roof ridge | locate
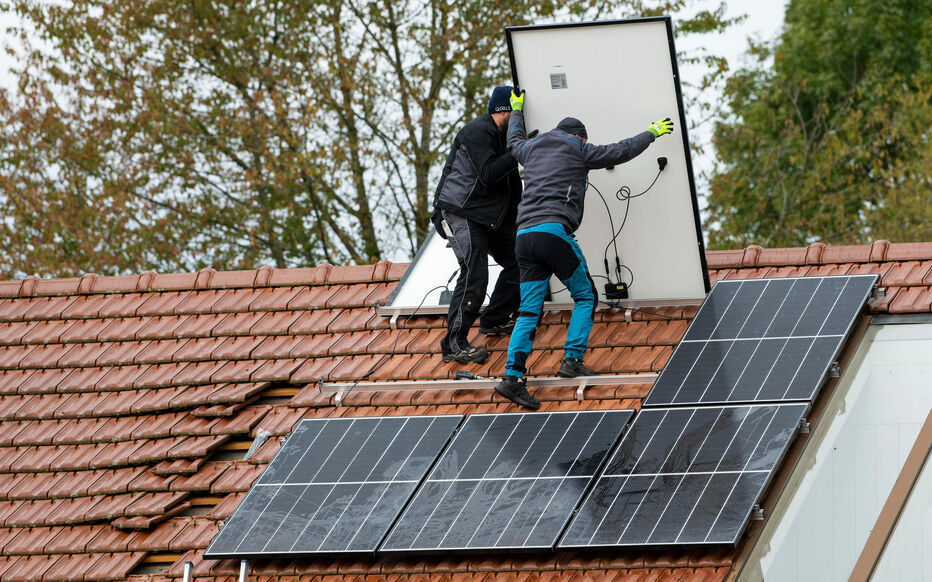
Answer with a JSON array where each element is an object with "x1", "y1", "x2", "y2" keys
[
  {"x1": 706, "y1": 240, "x2": 932, "y2": 269},
  {"x1": 0, "y1": 261, "x2": 409, "y2": 299}
]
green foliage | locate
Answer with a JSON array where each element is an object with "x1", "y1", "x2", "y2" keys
[
  {"x1": 707, "y1": 0, "x2": 932, "y2": 249},
  {"x1": 0, "y1": 0, "x2": 737, "y2": 277}
]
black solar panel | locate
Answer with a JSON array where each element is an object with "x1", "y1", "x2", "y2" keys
[
  {"x1": 644, "y1": 275, "x2": 877, "y2": 406},
  {"x1": 380, "y1": 410, "x2": 634, "y2": 553},
  {"x1": 204, "y1": 415, "x2": 462, "y2": 558},
  {"x1": 559, "y1": 403, "x2": 807, "y2": 547}
]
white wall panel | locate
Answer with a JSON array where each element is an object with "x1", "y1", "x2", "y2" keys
[{"x1": 507, "y1": 18, "x2": 708, "y2": 302}]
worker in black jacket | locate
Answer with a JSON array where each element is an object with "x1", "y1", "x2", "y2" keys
[{"x1": 432, "y1": 86, "x2": 523, "y2": 364}]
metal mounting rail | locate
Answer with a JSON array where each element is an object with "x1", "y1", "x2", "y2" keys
[{"x1": 319, "y1": 373, "x2": 658, "y2": 405}]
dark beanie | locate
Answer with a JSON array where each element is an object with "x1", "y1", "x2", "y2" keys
[
  {"x1": 488, "y1": 85, "x2": 514, "y2": 114},
  {"x1": 556, "y1": 117, "x2": 587, "y2": 139}
]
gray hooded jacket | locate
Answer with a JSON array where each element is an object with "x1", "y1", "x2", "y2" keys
[{"x1": 506, "y1": 110, "x2": 655, "y2": 233}]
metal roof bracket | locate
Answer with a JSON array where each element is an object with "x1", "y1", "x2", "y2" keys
[{"x1": 576, "y1": 381, "x2": 587, "y2": 401}]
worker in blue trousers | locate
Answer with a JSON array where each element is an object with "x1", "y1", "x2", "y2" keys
[{"x1": 495, "y1": 89, "x2": 673, "y2": 409}]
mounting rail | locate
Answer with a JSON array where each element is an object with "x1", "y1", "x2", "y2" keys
[{"x1": 319, "y1": 373, "x2": 658, "y2": 405}]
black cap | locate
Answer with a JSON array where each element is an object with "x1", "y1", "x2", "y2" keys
[
  {"x1": 556, "y1": 117, "x2": 587, "y2": 139},
  {"x1": 488, "y1": 85, "x2": 514, "y2": 114}
]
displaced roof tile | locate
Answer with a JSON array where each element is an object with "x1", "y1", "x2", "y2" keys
[
  {"x1": 211, "y1": 462, "x2": 262, "y2": 494},
  {"x1": 252, "y1": 358, "x2": 303, "y2": 383}
]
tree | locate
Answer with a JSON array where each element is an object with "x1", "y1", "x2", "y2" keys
[
  {"x1": 0, "y1": 0, "x2": 738, "y2": 278},
  {"x1": 706, "y1": 0, "x2": 932, "y2": 249}
]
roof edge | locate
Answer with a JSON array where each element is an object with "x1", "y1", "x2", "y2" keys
[
  {"x1": 706, "y1": 241, "x2": 932, "y2": 269},
  {"x1": 4, "y1": 239, "x2": 932, "y2": 299},
  {"x1": 0, "y1": 260, "x2": 410, "y2": 298}
]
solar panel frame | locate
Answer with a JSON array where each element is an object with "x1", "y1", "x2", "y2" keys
[
  {"x1": 379, "y1": 409, "x2": 635, "y2": 554},
  {"x1": 559, "y1": 402, "x2": 808, "y2": 548},
  {"x1": 643, "y1": 274, "x2": 878, "y2": 407},
  {"x1": 204, "y1": 414, "x2": 463, "y2": 558}
]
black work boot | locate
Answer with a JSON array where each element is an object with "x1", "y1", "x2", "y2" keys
[
  {"x1": 479, "y1": 318, "x2": 516, "y2": 336},
  {"x1": 442, "y1": 344, "x2": 489, "y2": 364},
  {"x1": 558, "y1": 358, "x2": 594, "y2": 378},
  {"x1": 494, "y1": 376, "x2": 541, "y2": 410}
]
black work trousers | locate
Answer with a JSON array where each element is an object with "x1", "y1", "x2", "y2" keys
[{"x1": 441, "y1": 210, "x2": 520, "y2": 354}]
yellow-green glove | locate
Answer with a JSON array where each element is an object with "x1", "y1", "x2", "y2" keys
[
  {"x1": 510, "y1": 89, "x2": 525, "y2": 112},
  {"x1": 648, "y1": 117, "x2": 673, "y2": 137}
]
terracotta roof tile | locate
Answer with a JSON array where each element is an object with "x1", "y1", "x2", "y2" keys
[
  {"x1": 85, "y1": 551, "x2": 147, "y2": 581},
  {"x1": 0, "y1": 369, "x2": 35, "y2": 394},
  {"x1": 131, "y1": 339, "x2": 188, "y2": 365},
  {"x1": 252, "y1": 334, "x2": 302, "y2": 359},
  {"x1": 210, "y1": 462, "x2": 262, "y2": 494},
  {"x1": 84, "y1": 525, "x2": 138, "y2": 553},
  {"x1": 328, "y1": 308, "x2": 383, "y2": 333},
  {"x1": 0, "y1": 321, "x2": 37, "y2": 345},
  {"x1": 248, "y1": 287, "x2": 304, "y2": 312},
  {"x1": 208, "y1": 288, "x2": 263, "y2": 313},
  {"x1": 171, "y1": 462, "x2": 227, "y2": 493},
  {"x1": 174, "y1": 289, "x2": 230, "y2": 315},
  {"x1": 255, "y1": 405, "x2": 308, "y2": 435},
  {"x1": 287, "y1": 309, "x2": 340, "y2": 334},
  {"x1": 289, "y1": 334, "x2": 335, "y2": 359},
  {"x1": 888, "y1": 285, "x2": 932, "y2": 313},
  {"x1": 172, "y1": 313, "x2": 228, "y2": 339}
]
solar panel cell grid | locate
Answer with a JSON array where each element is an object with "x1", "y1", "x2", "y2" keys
[
  {"x1": 381, "y1": 410, "x2": 634, "y2": 553},
  {"x1": 644, "y1": 275, "x2": 877, "y2": 406},
  {"x1": 204, "y1": 415, "x2": 462, "y2": 558},
  {"x1": 559, "y1": 403, "x2": 807, "y2": 547}
]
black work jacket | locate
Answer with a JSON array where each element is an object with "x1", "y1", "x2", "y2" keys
[{"x1": 433, "y1": 113, "x2": 522, "y2": 230}]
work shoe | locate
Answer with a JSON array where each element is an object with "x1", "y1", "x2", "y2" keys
[
  {"x1": 479, "y1": 318, "x2": 516, "y2": 335},
  {"x1": 494, "y1": 376, "x2": 541, "y2": 410},
  {"x1": 558, "y1": 358, "x2": 595, "y2": 378},
  {"x1": 442, "y1": 345, "x2": 489, "y2": 364}
]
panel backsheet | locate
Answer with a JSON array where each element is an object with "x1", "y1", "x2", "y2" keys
[
  {"x1": 644, "y1": 275, "x2": 877, "y2": 406},
  {"x1": 205, "y1": 415, "x2": 462, "y2": 557},
  {"x1": 380, "y1": 410, "x2": 634, "y2": 552},
  {"x1": 560, "y1": 403, "x2": 807, "y2": 547}
]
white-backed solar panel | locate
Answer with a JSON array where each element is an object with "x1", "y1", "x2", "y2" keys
[
  {"x1": 380, "y1": 410, "x2": 634, "y2": 552},
  {"x1": 644, "y1": 275, "x2": 878, "y2": 406},
  {"x1": 204, "y1": 415, "x2": 462, "y2": 558}
]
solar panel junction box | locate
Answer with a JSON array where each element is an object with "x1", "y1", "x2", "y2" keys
[{"x1": 605, "y1": 282, "x2": 629, "y2": 300}]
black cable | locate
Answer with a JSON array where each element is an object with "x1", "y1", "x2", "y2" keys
[{"x1": 589, "y1": 166, "x2": 664, "y2": 290}]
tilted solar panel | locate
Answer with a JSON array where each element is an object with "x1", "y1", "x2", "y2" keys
[
  {"x1": 204, "y1": 415, "x2": 462, "y2": 558},
  {"x1": 559, "y1": 403, "x2": 807, "y2": 547},
  {"x1": 380, "y1": 410, "x2": 634, "y2": 553},
  {"x1": 644, "y1": 275, "x2": 877, "y2": 406}
]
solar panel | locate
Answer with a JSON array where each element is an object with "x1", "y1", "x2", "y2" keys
[
  {"x1": 559, "y1": 403, "x2": 807, "y2": 548},
  {"x1": 380, "y1": 410, "x2": 634, "y2": 553},
  {"x1": 204, "y1": 415, "x2": 462, "y2": 558},
  {"x1": 644, "y1": 275, "x2": 877, "y2": 406}
]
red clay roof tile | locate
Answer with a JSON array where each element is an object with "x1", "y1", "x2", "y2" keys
[
  {"x1": 889, "y1": 285, "x2": 932, "y2": 313},
  {"x1": 251, "y1": 334, "x2": 301, "y2": 359},
  {"x1": 288, "y1": 309, "x2": 340, "y2": 334},
  {"x1": 0, "y1": 369, "x2": 35, "y2": 394}
]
